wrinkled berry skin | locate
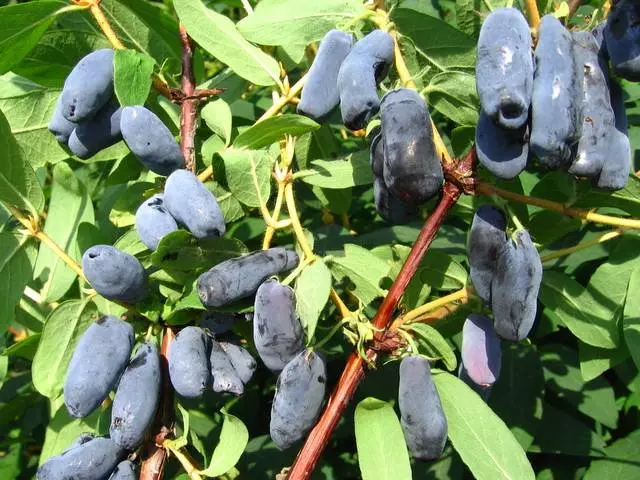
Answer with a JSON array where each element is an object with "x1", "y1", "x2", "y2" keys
[
  {"x1": 163, "y1": 169, "x2": 225, "y2": 239},
  {"x1": 109, "y1": 460, "x2": 137, "y2": 480},
  {"x1": 569, "y1": 32, "x2": 616, "y2": 178},
  {"x1": 220, "y1": 341, "x2": 257, "y2": 385},
  {"x1": 197, "y1": 248, "x2": 298, "y2": 308},
  {"x1": 476, "y1": 8, "x2": 533, "y2": 130},
  {"x1": 467, "y1": 205, "x2": 507, "y2": 303},
  {"x1": 461, "y1": 314, "x2": 502, "y2": 387},
  {"x1": 82, "y1": 245, "x2": 148, "y2": 303},
  {"x1": 337, "y1": 30, "x2": 394, "y2": 130},
  {"x1": 68, "y1": 100, "x2": 123, "y2": 159},
  {"x1": 475, "y1": 110, "x2": 529, "y2": 179},
  {"x1": 530, "y1": 15, "x2": 582, "y2": 169},
  {"x1": 120, "y1": 106, "x2": 185, "y2": 176},
  {"x1": 135, "y1": 193, "x2": 179, "y2": 251},
  {"x1": 605, "y1": 0, "x2": 640, "y2": 81},
  {"x1": 60, "y1": 49, "x2": 114, "y2": 123},
  {"x1": 48, "y1": 96, "x2": 77, "y2": 144},
  {"x1": 597, "y1": 78, "x2": 632, "y2": 191},
  {"x1": 270, "y1": 350, "x2": 327, "y2": 450},
  {"x1": 254, "y1": 279, "x2": 305, "y2": 373},
  {"x1": 369, "y1": 127, "x2": 384, "y2": 178},
  {"x1": 491, "y1": 230, "x2": 543, "y2": 341},
  {"x1": 110, "y1": 342, "x2": 161, "y2": 450},
  {"x1": 398, "y1": 356, "x2": 447, "y2": 461},
  {"x1": 297, "y1": 30, "x2": 353, "y2": 121},
  {"x1": 380, "y1": 89, "x2": 443, "y2": 205},
  {"x1": 169, "y1": 327, "x2": 211, "y2": 398},
  {"x1": 36, "y1": 436, "x2": 123, "y2": 480},
  {"x1": 209, "y1": 340, "x2": 244, "y2": 395},
  {"x1": 64, "y1": 316, "x2": 135, "y2": 418}
]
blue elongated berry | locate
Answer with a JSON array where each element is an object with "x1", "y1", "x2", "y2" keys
[
  {"x1": 270, "y1": 349, "x2": 326, "y2": 450},
  {"x1": 605, "y1": 0, "x2": 640, "y2": 81},
  {"x1": 68, "y1": 100, "x2": 122, "y2": 159},
  {"x1": 120, "y1": 106, "x2": 185, "y2": 176},
  {"x1": 163, "y1": 169, "x2": 225, "y2": 239},
  {"x1": 197, "y1": 248, "x2": 298, "y2": 308},
  {"x1": 82, "y1": 245, "x2": 148, "y2": 303},
  {"x1": 210, "y1": 340, "x2": 244, "y2": 395},
  {"x1": 530, "y1": 15, "x2": 582, "y2": 169},
  {"x1": 169, "y1": 326, "x2": 211, "y2": 398},
  {"x1": 110, "y1": 342, "x2": 161, "y2": 450},
  {"x1": 337, "y1": 30, "x2": 394, "y2": 130},
  {"x1": 491, "y1": 230, "x2": 542, "y2": 341},
  {"x1": 64, "y1": 316, "x2": 134, "y2": 418},
  {"x1": 135, "y1": 194, "x2": 179, "y2": 251},
  {"x1": 253, "y1": 279, "x2": 304, "y2": 372},
  {"x1": 298, "y1": 30, "x2": 353, "y2": 121},
  {"x1": 109, "y1": 460, "x2": 137, "y2": 480},
  {"x1": 220, "y1": 341, "x2": 256, "y2": 385},
  {"x1": 461, "y1": 314, "x2": 501, "y2": 387},
  {"x1": 569, "y1": 31, "x2": 616, "y2": 178},
  {"x1": 476, "y1": 8, "x2": 533, "y2": 130},
  {"x1": 37, "y1": 436, "x2": 123, "y2": 480},
  {"x1": 380, "y1": 88, "x2": 443, "y2": 205},
  {"x1": 60, "y1": 49, "x2": 114, "y2": 123},
  {"x1": 467, "y1": 205, "x2": 507, "y2": 303},
  {"x1": 398, "y1": 356, "x2": 447, "y2": 461}
]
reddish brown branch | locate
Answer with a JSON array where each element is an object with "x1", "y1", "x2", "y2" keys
[
  {"x1": 179, "y1": 24, "x2": 198, "y2": 173},
  {"x1": 140, "y1": 328, "x2": 175, "y2": 480},
  {"x1": 286, "y1": 150, "x2": 477, "y2": 479}
]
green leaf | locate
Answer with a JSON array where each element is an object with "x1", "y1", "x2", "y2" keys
[
  {"x1": 39, "y1": 402, "x2": 98, "y2": 464},
  {"x1": 354, "y1": 397, "x2": 411, "y2": 480},
  {"x1": 233, "y1": 114, "x2": 319, "y2": 150},
  {"x1": 529, "y1": 403, "x2": 606, "y2": 457},
  {"x1": 579, "y1": 341, "x2": 629, "y2": 382},
  {"x1": 202, "y1": 99, "x2": 233, "y2": 146},
  {"x1": 540, "y1": 344, "x2": 618, "y2": 429},
  {"x1": 489, "y1": 343, "x2": 544, "y2": 450},
  {"x1": 295, "y1": 259, "x2": 332, "y2": 340},
  {"x1": 624, "y1": 265, "x2": 640, "y2": 372},
  {"x1": 113, "y1": 49, "x2": 155, "y2": 106},
  {"x1": 2, "y1": 333, "x2": 41, "y2": 360},
  {"x1": 0, "y1": 1, "x2": 69, "y2": 75},
  {"x1": 0, "y1": 107, "x2": 44, "y2": 216},
  {"x1": 199, "y1": 410, "x2": 249, "y2": 477},
  {"x1": 33, "y1": 162, "x2": 94, "y2": 302},
  {"x1": 300, "y1": 150, "x2": 373, "y2": 189},
  {"x1": 206, "y1": 181, "x2": 245, "y2": 224},
  {"x1": 538, "y1": 271, "x2": 619, "y2": 349},
  {"x1": 64, "y1": 0, "x2": 181, "y2": 67},
  {"x1": 237, "y1": 0, "x2": 363, "y2": 47},
  {"x1": 0, "y1": 88, "x2": 70, "y2": 167},
  {"x1": 220, "y1": 149, "x2": 273, "y2": 208},
  {"x1": 584, "y1": 430, "x2": 640, "y2": 479},
  {"x1": 392, "y1": 8, "x2": 476, "y2": 75},
  {"x1": 394, "y1": 247, "x2": 467, "y2": 291},
  {"x1": 151, "y1": 230, "x2": 248, "y2": 272},
  {"x1": 32, "y1": 298, "x2": 99, "y2": 399},
  {"x1": 330, "y1": 244, "x2": 390, "y2": 306},
  {"x1": 108, "y1": 181, "x2": 155, "y2": 228},
  {"x1": 425, "y1": 71, "x2": 479, "y2": 126},
  {"x1": 173, "y1": 0, "x2": 280, "y2": 86},
  {"x1": 0, "y1": 232, "x2": 37, "y2": 334},
  {"x1": 455, "y1": 0, "x2": 482, "y2": 38},
  {"x1": 433, "y1": 371, "x2": 535, "y2": 480},
  {"x1": 408, "y1": 324, "x2": 457, "y2": 371}
]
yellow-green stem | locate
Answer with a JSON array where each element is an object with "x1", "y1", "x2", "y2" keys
[{"x1": 540, "y1": 229, "x2": 624, "y2": 262}]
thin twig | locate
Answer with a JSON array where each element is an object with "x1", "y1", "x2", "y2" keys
[
  {"x1": 179, "y1": 24, "x2": 198, "y2": 173},
  {"x1": 140, "y1": 329, "x2": 175, "y2": 480},
  {"x1": 476, "y1": 181, "x2": 640, "y2": 229},
  {"x1": 540, "y1": 229, "x2": 624, "y2": 262},
  {"x1": 523, "y1": 0, "x2": 541, "y2": 31}
]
